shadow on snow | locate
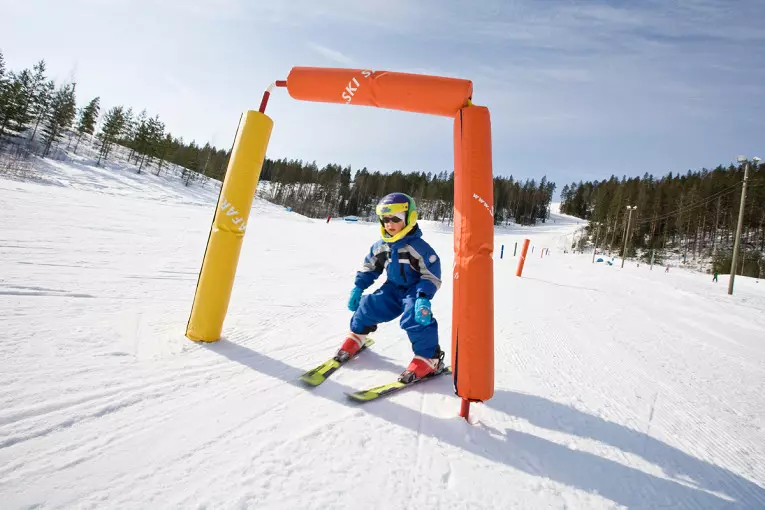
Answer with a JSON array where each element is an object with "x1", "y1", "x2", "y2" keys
[{"x1": 205, "y1": 339, "x2": 764, "y2": 509}]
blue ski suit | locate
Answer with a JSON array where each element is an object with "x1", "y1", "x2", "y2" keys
[{"x1": 351, "y1": 225, "x2": 442, "y2": 358}]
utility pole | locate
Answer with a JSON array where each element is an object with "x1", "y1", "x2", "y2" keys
[
  {"x1": 620, "y1": 212, "x2": 629, "y2": 260},
  {"x1": 621, "y1": 206, "x2": 637, "y2": 268},
  {"x1": 592, "y1": 222, "x2": 601, "y2": 263},
  {"x1": 729, "y1": 156, "x2": 759, "y2": 295}
]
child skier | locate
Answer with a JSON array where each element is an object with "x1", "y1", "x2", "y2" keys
[{"x1": 337, "y1": 192, "x2": 444, "y2": 383}]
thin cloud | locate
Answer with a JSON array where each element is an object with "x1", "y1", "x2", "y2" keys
[{"x1": 306, "y1": 42, "x2": 354, "y2": 66}]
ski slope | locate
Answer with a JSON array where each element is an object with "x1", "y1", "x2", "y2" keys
[{"x1": 1, "y1": 157, "x2": 764, "y2": 509}]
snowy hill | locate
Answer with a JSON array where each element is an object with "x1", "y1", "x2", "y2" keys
[{"x1": 1, "y1": 158, "x2": 764, "y2": 509}]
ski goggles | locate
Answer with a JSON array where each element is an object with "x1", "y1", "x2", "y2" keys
[
  {"x1": 375, "y1": 202, "x2": 409, "y2": 216},
  {"x1": 380, "y1": 215, "x2": 403, "y2": 224}
]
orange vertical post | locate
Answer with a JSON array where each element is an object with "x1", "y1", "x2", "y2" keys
[
  {"x1": 516, "y1": 239, "x2": 531, "y2": 276},
  {"x1": 452, "y1": 105, "x2": 494, "y2": 410}
]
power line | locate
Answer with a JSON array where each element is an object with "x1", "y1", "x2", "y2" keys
[
  {"x1": 632, "y1": 183, "x2": 742, "y2": 226},
  {"x1": 564, "y1": 179, "x2": 765, "y2": 230},
  {"x1": 628, "y1": 180, "x2": 765, "y2": 227}
]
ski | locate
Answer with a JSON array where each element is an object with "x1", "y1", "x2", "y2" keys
[
  {"x1": 299, "y1": 338, "x2": 375, "y2": 386},
  {"x1": 346, "y1": 366, "x2": 452, "y2": 402}
]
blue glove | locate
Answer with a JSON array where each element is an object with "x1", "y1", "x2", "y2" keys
[
  {"x1": 414, "y1": 297, "x2": 432, "y2": 325},
  {"x1": 348, "y1": 287, "x2": 363, "y2": 312}
]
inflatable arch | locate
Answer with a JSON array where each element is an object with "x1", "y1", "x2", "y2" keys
[{"x1": 186, "y1": 67, "x2": 495, "y2": 413}]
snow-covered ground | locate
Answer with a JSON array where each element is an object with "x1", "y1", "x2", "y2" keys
[{"x1": 1, "y1": 157, "x2": 764, "y2": 509}]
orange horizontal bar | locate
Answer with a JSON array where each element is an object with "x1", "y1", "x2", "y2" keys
[{"x1": 286, "y1": 67, "x2": 472, "y2": 117}]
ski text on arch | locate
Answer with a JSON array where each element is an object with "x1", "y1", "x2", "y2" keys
[
  {"x1": 472, "y1": 193, "x2": 494, "y2": 217},
  {"x1": 342, "y1": 70, "x2": 374, "y2": 104}
]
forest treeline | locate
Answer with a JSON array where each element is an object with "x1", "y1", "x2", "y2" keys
[
  {"x1": 0, "y1": 50, "x2": 229, "y2": 182},
  {"x1": 559, "y1": 163, "x2": 765, "y2": 276},
  {"x1": 260, "y1": 158, "x2": 556, "y2": 224}
]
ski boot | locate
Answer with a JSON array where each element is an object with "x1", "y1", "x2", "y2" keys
[
  {"x1": 336, "y1": 332, "x2": 367, "y2": 362},
  {"x1": 399, "y1": 347, "x2": 445, "y2": 383}
]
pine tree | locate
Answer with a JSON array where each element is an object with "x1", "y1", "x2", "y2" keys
[
  {"x1": 129, "y1": 109, "x2": 147, "y2": 164},
  {"x1": 73, "y1": 97, "x2": 100, "y2": 153},
  {"x1": 148, "y1": 117, "x2": 164, "y2": 152},
  {"x1": 0, "y1": 50, "x2": 8, "y2": 131},
  {"x1": 26, "y1": 60, "x2": 50, "y2": 141},
  {"x1": 41, "y1": 83, "x2": 77, "y2": 157},
  {"x1": 0, "y1": 72, "x2": 23, "y2": 136},
  {"x1": 120, "y1": 107, "x2": 135, "y2": 160},
  {"x1": 96, "y1": 106, "x2": 125, "y2": 165},
  {"x1": 29, "y1": 79, "x2": 54, "y2": 143},
  {"x1": 137, "y1": 114, "x2": 164, "y2": 172},
  {"x1": 9, "y1": 69, "x2": 34, "y2": 132},
  {"x1": 0, "y1": 50, "x2": 6, "y2": 90},
  {"x1": 155, "y1": 133, "x2": 173, "y2": 176}
]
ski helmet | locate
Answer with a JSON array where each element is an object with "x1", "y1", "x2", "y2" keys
[{"x1": 375, "y1": 192, "x2": 418, "y2": 242}]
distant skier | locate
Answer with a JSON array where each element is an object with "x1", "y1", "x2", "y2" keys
[
  {"x1": 713, "y1": 271, "x2": 719, "y2": 282},
  {"x1": 665, "y1": 264, "x2": 670, "y2": 273},
  {"x1": 338, "y1": 192, "x2": 444, "y2": 383}
]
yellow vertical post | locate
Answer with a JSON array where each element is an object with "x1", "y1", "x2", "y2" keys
[{"x1": 186, "y1": 111, "x2": 273, "y2": 342}]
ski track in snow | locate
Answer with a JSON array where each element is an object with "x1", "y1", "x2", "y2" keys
[{"x1": 1, "y1": 155, "x2": 764, "y2": 509}]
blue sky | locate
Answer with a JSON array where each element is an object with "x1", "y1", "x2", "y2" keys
[{"x1": 2, "y1": 0, "x2": 764, "y2": 192}]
